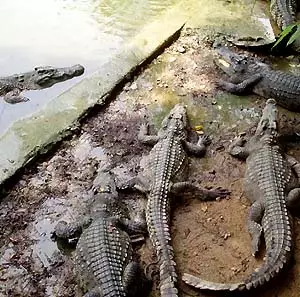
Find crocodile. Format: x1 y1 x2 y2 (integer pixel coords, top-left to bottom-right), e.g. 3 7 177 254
270 0 298 30
53 165 149 297
214 45 300 111
119 104 230 296
182 98 300 291
0 64 84 104
269 0 300 52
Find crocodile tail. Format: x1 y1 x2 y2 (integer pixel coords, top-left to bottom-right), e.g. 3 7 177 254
146 195 178 296
182 241 291 292
159 247 178 297
182 274 245 291
182 217 292 292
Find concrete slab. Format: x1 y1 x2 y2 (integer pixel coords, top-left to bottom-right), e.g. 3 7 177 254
0 17 185 185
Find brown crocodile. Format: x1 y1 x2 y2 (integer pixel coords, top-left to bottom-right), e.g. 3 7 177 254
182 99 300 291
0 64 84 104
53 165 149 297
119 104 230 296
214 45 300 111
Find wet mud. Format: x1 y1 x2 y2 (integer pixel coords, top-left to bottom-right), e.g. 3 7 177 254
1 28 300 297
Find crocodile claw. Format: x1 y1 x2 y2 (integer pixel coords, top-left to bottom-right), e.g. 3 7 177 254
207 187 231 199
139 123 149 133
198 134 212 146
215 79 228 90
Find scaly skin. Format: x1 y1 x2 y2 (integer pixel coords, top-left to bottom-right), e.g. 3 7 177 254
120 104 230 296
269 1 300 52
270 0 298 30
182 99 300 291
0 64 84 104
214 45 300 111
54 167 148 297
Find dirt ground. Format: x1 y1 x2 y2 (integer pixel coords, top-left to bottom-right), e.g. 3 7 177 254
1 27 300 297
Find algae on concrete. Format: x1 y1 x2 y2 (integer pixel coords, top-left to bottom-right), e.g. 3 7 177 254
0 17 185 186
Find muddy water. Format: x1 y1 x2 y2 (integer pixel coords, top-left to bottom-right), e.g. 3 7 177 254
0 0 274 136
0 0 181 135
0 0 117 134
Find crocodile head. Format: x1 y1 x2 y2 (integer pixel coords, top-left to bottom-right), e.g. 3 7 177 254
159 104 188 136
214 45 267 82
255 98 278 137
32 64 84 87
90 168 128 218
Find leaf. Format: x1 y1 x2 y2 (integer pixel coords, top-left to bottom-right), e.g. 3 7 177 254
271 24 297 51
287 24 300 46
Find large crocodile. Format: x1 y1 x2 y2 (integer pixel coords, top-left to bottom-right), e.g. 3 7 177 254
182 99 300 291
0 64 84 104
53 165 149 297
119 104 230 296
214 45 300 111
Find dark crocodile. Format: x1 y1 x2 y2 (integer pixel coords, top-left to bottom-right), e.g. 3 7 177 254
120 104 230 296
214 45 300 111
53 165 149 297
183 99 300 291
0 64 84 104
270 0 298 30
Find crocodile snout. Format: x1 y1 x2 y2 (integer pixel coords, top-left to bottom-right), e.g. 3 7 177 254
69 64 85 76
266 98 276 105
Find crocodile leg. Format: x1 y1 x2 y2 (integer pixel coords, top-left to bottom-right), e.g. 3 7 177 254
117 175 150 193
138 123 160 145
228 135 249 159
184 135 211 156
170 182 230 200
287 188 300 210
123 261 145 295
218 73 262 94
286 155 300 210
117 217 148 235
248 201 264 256
3 88 30 104
287 155 300 179
53 216 92 239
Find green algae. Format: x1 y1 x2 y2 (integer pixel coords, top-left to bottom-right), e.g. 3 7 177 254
149 92 260 137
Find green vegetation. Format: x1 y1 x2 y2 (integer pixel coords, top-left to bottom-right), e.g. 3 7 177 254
272 23 300 51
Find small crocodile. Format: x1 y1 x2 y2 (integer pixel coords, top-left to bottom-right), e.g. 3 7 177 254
214 45 300 111
53 165 149 297
120 104 230 296
0 64 84 104
183 99 300 291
